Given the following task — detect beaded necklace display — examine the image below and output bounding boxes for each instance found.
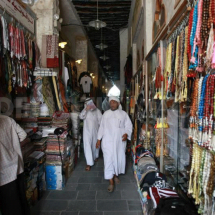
[207,154,215,198]
[211,0,215,25]
[202,151,212,214]
[188,8,194,60]
[205,24,214,69]
[207,74,215,149]
[170,39,176,95]
[198,77,204,112]
[198,149,206,200]
[196,0,204,73]
[175,36,180,103]
[201,0,210,44]
[166,43,172,98]
[189,78,199,140]
[208,0,215,28]
[198,74,209,146]
[188,144,202,201]
[213,89,215,151]
[202,74,212,147]
[178,31,185,102]
[196,0,203,45]
[189,1,199,70]
[211,41,215,69]
[181,26,189,102]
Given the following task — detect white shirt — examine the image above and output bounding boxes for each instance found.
[0,115,27,186]
[80,76,92,93]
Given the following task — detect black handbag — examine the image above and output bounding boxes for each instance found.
[155,197,198,215]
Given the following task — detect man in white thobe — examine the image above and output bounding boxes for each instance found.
[79,98,102,171]
[96,96,133,192]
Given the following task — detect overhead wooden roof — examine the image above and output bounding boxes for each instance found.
[71,0,131,81]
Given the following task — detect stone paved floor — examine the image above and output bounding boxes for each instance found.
[31,153,143,215]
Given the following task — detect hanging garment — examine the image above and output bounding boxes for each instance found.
[14,27,20,59]
[80,76,92,93]
[20,30,26,59]
[46,35,59,68]
[62,66,69,90]
[124,54,132,86]
[42,77,56,116]
[97,109,133,179]
[79,105,102,166]
[52,76,62,111]
[78,71,91,83]
[8,23,15,58]
[1,16,10,52]
[58,77,69,113]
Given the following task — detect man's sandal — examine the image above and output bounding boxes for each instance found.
[107,184,114,192]
[114,177,120,184]
[85,165,91,171]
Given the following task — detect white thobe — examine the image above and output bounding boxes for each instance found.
[79,108,102,166]
[97,109,133,180]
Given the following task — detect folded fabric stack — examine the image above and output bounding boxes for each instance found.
[31,102,40,118]
[131,145,195,214]
[24,151,46,205]
[33,137,47,152]
[46,134,67,157]
[22,102,31,118]
[64,139,76,181]
[52,112,70,130]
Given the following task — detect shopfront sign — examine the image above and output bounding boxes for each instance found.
[0,0,35,34]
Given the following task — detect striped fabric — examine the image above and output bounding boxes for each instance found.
[149,187,179,208]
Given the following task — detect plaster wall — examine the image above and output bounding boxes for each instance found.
[119,28,128,98]
[31,0,58,52]
[135,25,144,66]
[151,0,185,25]
[75,38,88,79]
[143,0,153,57]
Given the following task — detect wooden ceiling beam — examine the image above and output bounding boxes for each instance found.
[74,5,131,8]
[72,1,131,6]
[77,10,129,14]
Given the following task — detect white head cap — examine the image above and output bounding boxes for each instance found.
[109,96,120,103]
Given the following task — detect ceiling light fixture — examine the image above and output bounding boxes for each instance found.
[75,59,82,64]
[100,55,109,61]
[103,65,111,70]
[95,43,108,51]
[88,0,106,30]
[53,14,59,20]
[59,42,67,48]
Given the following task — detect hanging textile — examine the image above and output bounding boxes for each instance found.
[42,77,56,116]
[44,35,59,68]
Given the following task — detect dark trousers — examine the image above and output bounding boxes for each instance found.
[0,173,30,215]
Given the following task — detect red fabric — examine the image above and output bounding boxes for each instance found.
[155,66,162,89]
[58,77,69,113]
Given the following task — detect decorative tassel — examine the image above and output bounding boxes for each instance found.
[190,56,196,64]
